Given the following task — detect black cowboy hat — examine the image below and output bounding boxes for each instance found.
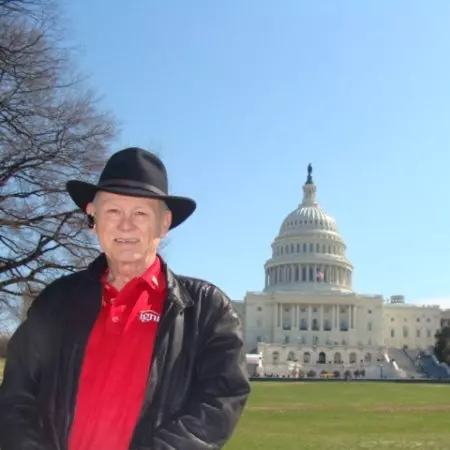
[66,147,196,230]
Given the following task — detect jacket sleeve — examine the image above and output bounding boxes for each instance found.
[0,290,54,450]
[146,289,251,450]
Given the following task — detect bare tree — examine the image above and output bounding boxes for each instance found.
[0,0,117,319]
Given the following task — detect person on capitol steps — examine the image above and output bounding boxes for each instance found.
[0,147,250,450]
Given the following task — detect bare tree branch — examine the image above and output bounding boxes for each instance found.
[0,0,117,322]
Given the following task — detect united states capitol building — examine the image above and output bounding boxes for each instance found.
[232,166,449,378]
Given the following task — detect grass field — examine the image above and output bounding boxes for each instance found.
[225,381,450,450]
[1,365,449,449]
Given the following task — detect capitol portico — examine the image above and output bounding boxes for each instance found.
[233,165,443,378]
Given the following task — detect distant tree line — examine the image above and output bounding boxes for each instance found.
[434,326,450,365]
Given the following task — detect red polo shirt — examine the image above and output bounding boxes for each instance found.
[69,256,166,450]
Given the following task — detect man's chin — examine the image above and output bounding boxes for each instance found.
[106,251,147,265]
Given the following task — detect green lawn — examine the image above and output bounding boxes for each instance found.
[1,367,449,448]
[225,381,450,450]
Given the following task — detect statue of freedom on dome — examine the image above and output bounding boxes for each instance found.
[306,163,313,184]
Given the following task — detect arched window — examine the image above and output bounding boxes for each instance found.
[318,352,326,364]
[334,352,342,364]
[349,352,357,364]
[364,353,372,363]
[303,352,311,364]
[287,351,296,361]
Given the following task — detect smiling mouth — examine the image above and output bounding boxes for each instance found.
[114,238,139,244]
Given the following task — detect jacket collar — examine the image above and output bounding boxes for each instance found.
[85,253,193,309]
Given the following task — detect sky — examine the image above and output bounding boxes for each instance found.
[64,0,450,306]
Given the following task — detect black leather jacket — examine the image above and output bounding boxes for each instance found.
[0,254,250,450]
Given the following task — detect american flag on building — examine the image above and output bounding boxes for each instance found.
[316,268,325,281]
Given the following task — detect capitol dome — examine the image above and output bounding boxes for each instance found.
[263,164,353,294]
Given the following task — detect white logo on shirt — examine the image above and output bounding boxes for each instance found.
[139,309,160,323]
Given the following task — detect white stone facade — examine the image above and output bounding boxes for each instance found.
[232,165,444,376]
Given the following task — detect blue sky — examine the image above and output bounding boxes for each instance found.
[65,0,450,306]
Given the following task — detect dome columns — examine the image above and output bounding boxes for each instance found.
[265,263,352,290]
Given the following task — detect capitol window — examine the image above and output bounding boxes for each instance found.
[391,329,395,338]
[303,352,311,364]
[349,352,357,364]
[417,330,421,338]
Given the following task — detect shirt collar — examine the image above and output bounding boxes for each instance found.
[141,255,165,292]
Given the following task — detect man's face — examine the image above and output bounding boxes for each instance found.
[86,191,172,266]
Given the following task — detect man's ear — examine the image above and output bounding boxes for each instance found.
[85,203,96,230]
[86,202,94,216]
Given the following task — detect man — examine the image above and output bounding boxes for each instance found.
[0,147,250,450]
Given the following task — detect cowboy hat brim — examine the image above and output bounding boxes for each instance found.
[66,180,196,230]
